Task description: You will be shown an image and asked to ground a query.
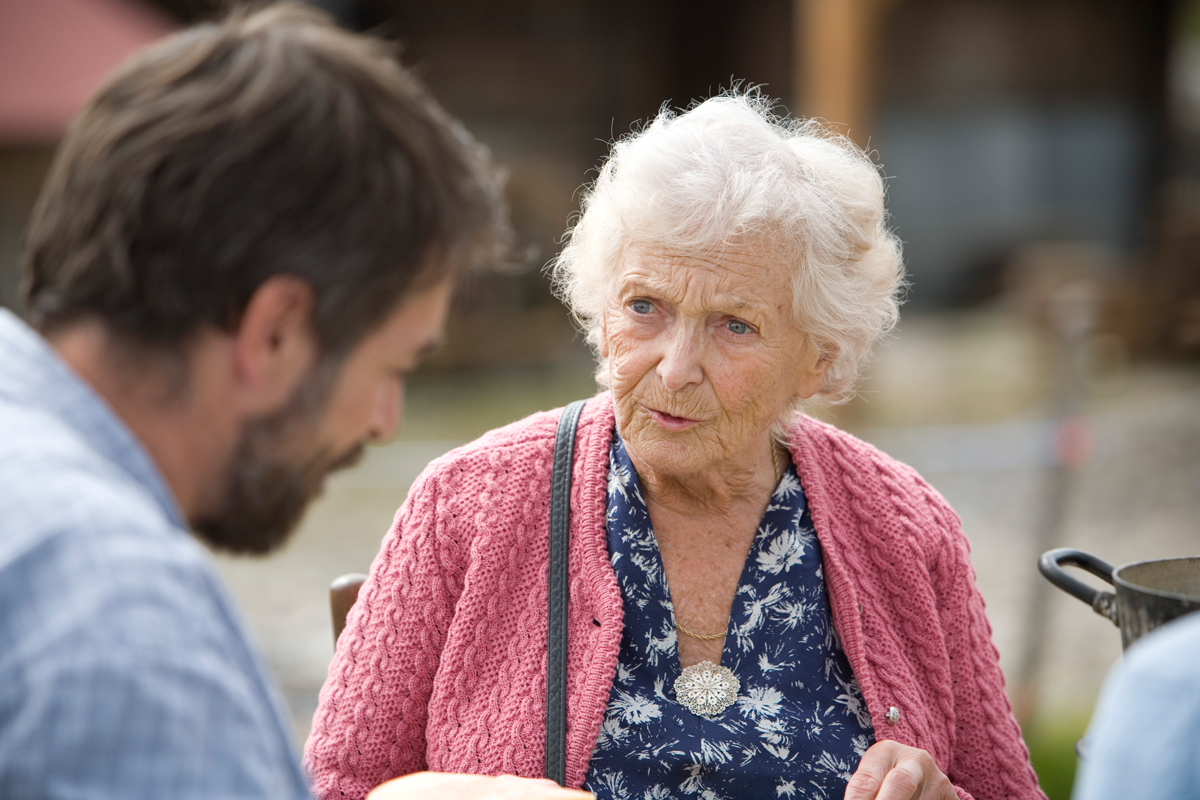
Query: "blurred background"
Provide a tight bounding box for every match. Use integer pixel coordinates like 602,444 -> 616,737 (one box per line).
3,0 -> 1200,795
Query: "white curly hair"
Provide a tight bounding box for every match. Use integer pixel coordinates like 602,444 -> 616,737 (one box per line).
549,91 -> 905,407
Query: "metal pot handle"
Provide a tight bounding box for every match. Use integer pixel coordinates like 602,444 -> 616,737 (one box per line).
1038,548 -> 1120,625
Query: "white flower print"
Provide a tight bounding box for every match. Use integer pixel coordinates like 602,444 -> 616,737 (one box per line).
792,505 -> 814,534
814,750 -> 856,783
851,734 -> 871,759
593,770 -> 630,800
716,715 -> 749,739
625,524 -> 657,551
804,780 -> 833,800
773,598 -> 819,632
699,739 -> 734,765
773,470 -> 802,500
612,689 -> 662,725
754,716 -> 788,744
609,461 -> 633,503
735,583 -> 791,649
798,703 -> 848,742
643,626 -> 676,667
679,763 -> 706,795
822,624 -> 837,671
757,652 -> 785,673
632,740 -> 672,762
835,674 -> 874,731
595,716 -> 632,750
763,742 -> 791,760
755,526 -> 810,574
737,685 -> 785,719
629,550 -> 665,588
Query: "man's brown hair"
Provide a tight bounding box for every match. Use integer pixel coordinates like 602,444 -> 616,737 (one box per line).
22,3 -> 506,358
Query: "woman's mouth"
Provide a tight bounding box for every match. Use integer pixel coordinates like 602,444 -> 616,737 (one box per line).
645,407 -> 699,431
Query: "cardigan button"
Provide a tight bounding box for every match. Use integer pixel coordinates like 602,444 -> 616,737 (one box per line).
886,706 -> 900,725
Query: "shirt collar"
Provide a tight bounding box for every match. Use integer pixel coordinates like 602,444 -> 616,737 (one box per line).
0,309 -> 188,530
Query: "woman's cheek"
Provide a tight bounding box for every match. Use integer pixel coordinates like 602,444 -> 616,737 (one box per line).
608,356 -> 645,404
607,332 -> 647,378
710,355 -> 777,416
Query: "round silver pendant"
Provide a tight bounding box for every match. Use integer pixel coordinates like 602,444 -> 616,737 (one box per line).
674,661 -> 740,717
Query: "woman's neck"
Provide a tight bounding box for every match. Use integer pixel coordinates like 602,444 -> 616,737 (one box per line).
627,433 -> 781,519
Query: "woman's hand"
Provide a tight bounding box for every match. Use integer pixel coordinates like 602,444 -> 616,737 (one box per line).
844,741 -> 958,800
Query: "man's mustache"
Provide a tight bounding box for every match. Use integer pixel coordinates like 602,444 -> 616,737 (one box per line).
329,442 -> 366,473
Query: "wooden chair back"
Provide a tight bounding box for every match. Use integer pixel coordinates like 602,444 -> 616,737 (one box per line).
329,572 -> 368,646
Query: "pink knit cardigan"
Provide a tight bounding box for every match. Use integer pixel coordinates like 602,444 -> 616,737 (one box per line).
305,395 -> 1044,800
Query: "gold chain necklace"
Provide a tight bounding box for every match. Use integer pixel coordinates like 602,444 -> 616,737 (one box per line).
675,620 -> 726,640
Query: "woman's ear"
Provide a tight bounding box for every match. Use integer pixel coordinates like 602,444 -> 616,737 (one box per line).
596,318 -> 610,359
796,342 -> 836,400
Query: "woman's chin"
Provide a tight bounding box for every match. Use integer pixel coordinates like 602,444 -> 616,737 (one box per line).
620,429 -> 710,478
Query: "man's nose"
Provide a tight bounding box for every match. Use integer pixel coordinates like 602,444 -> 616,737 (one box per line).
367,381 -> 402,443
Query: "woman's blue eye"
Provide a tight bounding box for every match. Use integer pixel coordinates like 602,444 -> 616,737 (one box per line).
630,300 -> 654,314
726,320 -> 751,335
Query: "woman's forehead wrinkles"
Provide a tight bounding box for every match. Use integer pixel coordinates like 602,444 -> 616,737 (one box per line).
617,251 -> 786,314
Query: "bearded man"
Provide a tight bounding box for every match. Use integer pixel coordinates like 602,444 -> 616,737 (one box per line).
0,5 -> 505,798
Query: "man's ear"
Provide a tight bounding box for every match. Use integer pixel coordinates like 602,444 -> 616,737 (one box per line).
232,275 -> 317,415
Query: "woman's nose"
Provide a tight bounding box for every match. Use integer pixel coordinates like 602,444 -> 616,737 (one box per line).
656,330 -> 703,391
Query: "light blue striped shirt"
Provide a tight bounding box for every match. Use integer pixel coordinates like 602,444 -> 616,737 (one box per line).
0,309 -> 310,799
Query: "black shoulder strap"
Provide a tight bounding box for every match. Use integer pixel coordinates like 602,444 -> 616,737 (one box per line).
545,399 -> 586,785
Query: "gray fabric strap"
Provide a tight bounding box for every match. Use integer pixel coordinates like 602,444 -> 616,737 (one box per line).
545,399 -> 585,785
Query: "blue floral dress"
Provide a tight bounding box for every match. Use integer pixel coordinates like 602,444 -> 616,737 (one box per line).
583,432 -> 875,800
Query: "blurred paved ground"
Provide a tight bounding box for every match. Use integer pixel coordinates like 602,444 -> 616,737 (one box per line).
211,309 -> 1200,749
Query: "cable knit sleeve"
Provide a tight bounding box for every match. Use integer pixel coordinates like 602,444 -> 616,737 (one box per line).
923,483 -> 1045,800
794,416 -> 1045,800
305,464 -> 467,800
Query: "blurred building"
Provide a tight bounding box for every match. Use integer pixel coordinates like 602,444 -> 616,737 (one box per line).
2,0 -> 1197,360
874,1 -> 1170,308
0,0 -> 177,310
357,0 -> 1192,358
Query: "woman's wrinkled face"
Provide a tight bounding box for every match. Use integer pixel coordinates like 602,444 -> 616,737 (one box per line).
599,242 -> 830,476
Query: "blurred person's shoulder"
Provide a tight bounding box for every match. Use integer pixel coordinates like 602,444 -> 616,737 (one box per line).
1076,612 -> 1200,800
1120,611 -> 1200,684
0,387 -> 239,673
0,390 -> 200,568
0,310 -> 194,570
0,390 -> 305,799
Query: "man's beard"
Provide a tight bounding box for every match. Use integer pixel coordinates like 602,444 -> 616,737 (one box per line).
192,363 -> 365,555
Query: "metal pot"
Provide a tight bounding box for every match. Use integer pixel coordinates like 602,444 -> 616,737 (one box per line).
1039,548 -> 1200,649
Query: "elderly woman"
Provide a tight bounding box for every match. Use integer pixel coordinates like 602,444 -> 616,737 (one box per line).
306,94 -> 1044,800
